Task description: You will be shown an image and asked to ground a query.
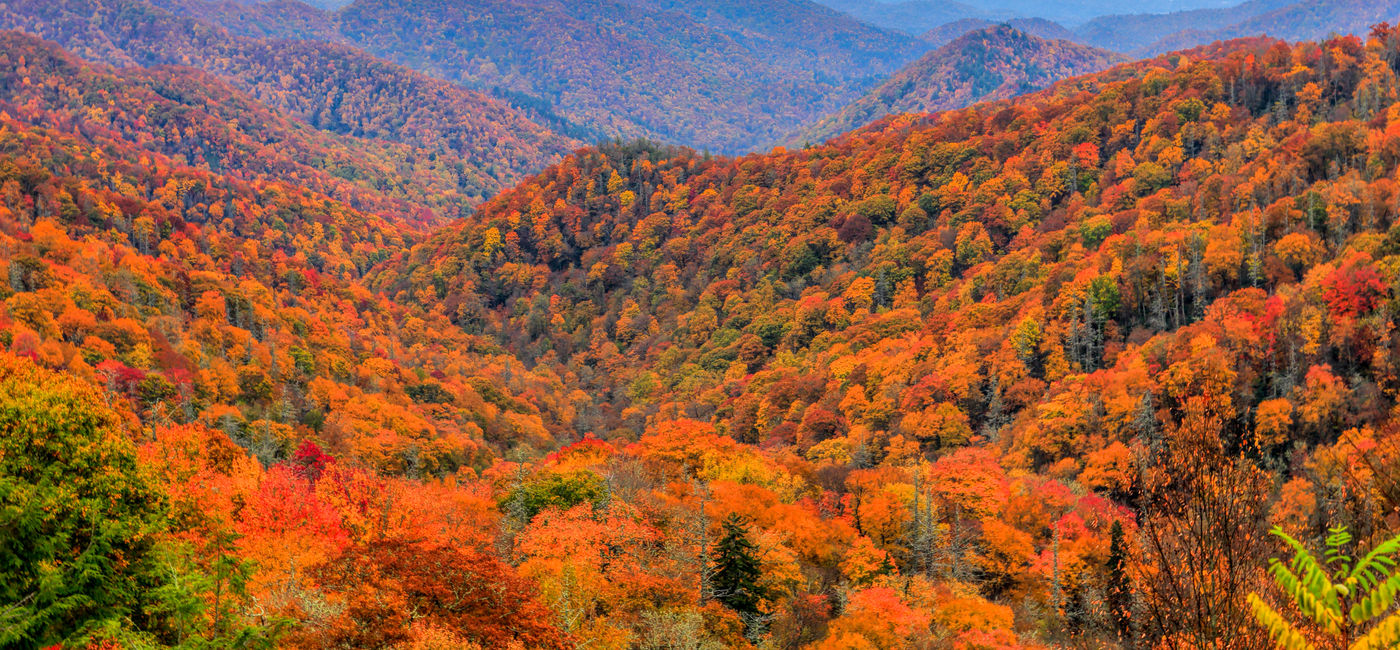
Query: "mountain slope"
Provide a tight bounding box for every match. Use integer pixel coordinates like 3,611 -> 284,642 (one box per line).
0,32 -> 587,646
158,0 -> 927,154
1073,0 -> 1388,55
796,25 -> 1122,145
367,27 -> 1400,644
815,0 -> 1241,35
336,0 -> 928,153
968,0 -> 1241,25
621,0 -> 915,70
0,0 -> 580,210
1140,0 -> 1400,55
11,13 -> 1400,650
0,29 -> 578,472
152,0 -> 348,43
0,33 -> 487,226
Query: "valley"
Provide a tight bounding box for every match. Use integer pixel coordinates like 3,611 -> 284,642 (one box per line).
2,0 -> 1400,648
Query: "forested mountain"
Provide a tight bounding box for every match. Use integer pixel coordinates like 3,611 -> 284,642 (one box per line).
812,0 -> 1244,38
9,6 -> 1400,650
0,0 -> 580,209
1143,0 -> 1400,55
1073,0 -> 1289,53
0,30 -> 590,647
797,26 -> 1121,145
1074,0 -> 1400,55
968,0 -> 1240,25
0,27 -> 578,480
151,0 -> 926,154
922,17 -> 1077,47
152,0 -> 348,43
372,27 -> 1400,647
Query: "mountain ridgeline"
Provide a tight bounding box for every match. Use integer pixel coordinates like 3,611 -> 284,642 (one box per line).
0,0 -> 581,214
797,25 -> 1122,145
1075,0 -> 1400,55
147,0 -> 928,154
921,17 -> 1077,47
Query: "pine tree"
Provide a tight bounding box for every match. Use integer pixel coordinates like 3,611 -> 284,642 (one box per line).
711,514 -> 765,623
0,353 -> 170,647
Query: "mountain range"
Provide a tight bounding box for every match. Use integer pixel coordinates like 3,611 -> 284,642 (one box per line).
0,0 -> 581,211
797,25 -> 1123,144
5,0 -> 1400,648
153,0 -> 927,154
1074,0 -> 1400,54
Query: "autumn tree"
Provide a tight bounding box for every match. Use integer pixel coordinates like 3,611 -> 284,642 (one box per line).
1138,361 -> 1272,648
501,469 -> 611,522
297,539 -> 571,649
1107,519 -> 1135,644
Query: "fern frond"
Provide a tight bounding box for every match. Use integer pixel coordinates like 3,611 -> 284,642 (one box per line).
1351,572 -> 1400,625
1349,611 -> 1400,650
1250,593 -> 1320,650
1270,559 -> 1346,634
1350,532 -> 1400,593
1329,526 -> 1355,573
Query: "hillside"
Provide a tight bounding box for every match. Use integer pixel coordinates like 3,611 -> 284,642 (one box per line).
1073,0 -> 1292,53
336,0 -> 928,153
797,25 -> 1122,145
156,0 -> 927,154
969,0 -> 1240,25
0,31 -> 586,646
1141,0 -> 1400,55
0,35 -> 493,227
814,0 -> 1243,36
0,31 -> 596,644
152,0 -> 348,43
374,27 -> 1400,646
0,27 -> 577,476
0,0 -> 581,210
1073,0 -> 1397,55
10,10 -> 1400,650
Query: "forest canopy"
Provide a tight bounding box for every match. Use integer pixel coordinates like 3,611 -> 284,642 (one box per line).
2,5 -> 1400,649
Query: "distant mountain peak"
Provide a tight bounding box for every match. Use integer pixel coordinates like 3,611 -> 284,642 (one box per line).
795,24 -> 1122,145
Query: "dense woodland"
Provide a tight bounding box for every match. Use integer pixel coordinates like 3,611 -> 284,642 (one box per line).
5,3 -> 1400,650
0,0 -> 580,210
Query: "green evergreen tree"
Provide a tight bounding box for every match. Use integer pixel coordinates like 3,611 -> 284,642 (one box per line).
0,354 -> 281,648
710,514 -> 765,623
0,353 -> 169,647
150,527 -> 283,649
